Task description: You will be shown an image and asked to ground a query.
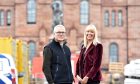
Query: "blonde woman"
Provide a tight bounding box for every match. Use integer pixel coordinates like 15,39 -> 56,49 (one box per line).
76,25 -> 103,84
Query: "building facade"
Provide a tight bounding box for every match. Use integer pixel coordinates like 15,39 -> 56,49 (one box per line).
0,0 -> 140,67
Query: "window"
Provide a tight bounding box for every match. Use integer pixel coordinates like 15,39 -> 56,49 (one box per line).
118,10 -> 123,26
29,41 -> 36,61
80,0 -> 89,25
0,10 -> 4,26
6,10 -> 11,26
104,11 -> 109,26
27,0 -> 36,24
109,43 -> 118,62
112,10 -> 116,27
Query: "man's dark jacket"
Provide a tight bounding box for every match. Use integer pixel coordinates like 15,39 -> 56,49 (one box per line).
42,39 -> 73,84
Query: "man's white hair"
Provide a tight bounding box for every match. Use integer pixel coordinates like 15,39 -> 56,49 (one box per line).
53,25 -> 66,33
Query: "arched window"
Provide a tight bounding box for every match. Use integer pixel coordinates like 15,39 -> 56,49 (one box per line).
112,10 -> 116,27
80,0 -> 89,25
0,10 -> 4,26
118,10 -> 123,26
7,10 -> 11,26
27,0 -> 36,24
109,43 -> 118,62
104,10 -> 109,26
29,41 -> 36,61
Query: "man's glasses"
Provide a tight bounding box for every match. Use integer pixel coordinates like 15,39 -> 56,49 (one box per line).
55,32 -> 66,34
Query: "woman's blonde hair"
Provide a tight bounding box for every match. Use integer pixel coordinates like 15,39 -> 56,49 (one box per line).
83,24 -> 100,47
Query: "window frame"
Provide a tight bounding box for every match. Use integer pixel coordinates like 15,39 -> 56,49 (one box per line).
109,43 -> 119,62
111,10 -> 116,27
27,0 -> 37,24
104,10 -> 109,27
6,10 -> 12,26
0,10 -> 5,26
80,0 -> 89,25
118,10 -> 123,27
28,41 -> 36,61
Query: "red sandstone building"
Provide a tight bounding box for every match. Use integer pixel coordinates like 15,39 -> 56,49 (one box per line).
0,0 -> 140,68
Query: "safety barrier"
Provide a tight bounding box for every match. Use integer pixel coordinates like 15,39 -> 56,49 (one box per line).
0,37 -> 30,84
